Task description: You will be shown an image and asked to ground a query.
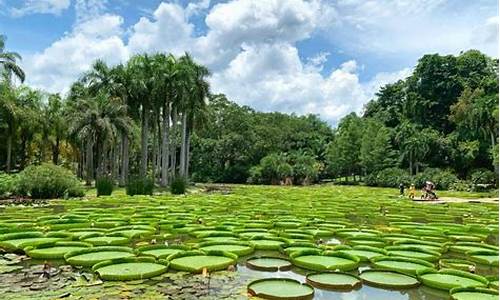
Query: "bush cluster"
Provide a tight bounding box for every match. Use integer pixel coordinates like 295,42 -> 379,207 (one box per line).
0,172 -> 17,198
126,177 -> 154,196
365,167 -> 461,190
15,163 -> 84,199
170,176 -> 187,195
96,177 -> 114,196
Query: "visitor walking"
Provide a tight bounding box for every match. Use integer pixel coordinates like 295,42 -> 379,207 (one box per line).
399,183 -> 405,197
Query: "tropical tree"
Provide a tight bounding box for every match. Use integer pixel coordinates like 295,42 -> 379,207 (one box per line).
0,35 -> 25,83
68,91 -> 133,185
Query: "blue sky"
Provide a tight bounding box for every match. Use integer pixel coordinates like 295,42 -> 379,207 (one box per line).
1,0 -> 498,124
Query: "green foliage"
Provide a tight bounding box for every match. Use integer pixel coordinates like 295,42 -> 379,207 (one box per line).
126,177 -> 154,196
249,153 -> 293,185
470,169 -> 496,185
365,168 -> 412,188
0,172 -> 16,198
96,177 -> 114,196
413,168 -> 459,190
450,180 -> 471,192
170,176 -> 187,195
15,163 -> 84,199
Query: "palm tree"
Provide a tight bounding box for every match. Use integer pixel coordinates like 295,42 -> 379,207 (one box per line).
127,54 -> 155,177
0,35 -> 25,83
178,54 -> 210,178
0,81 -> 20,172
68,91 -> 133,185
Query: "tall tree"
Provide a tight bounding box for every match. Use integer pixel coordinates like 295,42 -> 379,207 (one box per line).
0,35 -> 25,83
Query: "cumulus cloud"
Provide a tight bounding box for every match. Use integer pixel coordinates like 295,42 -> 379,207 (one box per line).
10,0 -> 70,17
19,0 -> 497,124
23,14 -> 128,93
128,2 -> 195,56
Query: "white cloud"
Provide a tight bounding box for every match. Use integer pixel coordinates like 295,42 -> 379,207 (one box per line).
210,43 -> 383,123
128,2 -> 195,56
19,0 -> 497,124
10,0 -> 70,17
23,14 -> 128,93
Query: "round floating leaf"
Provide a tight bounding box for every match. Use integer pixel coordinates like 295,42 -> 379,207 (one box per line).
93,257 -> 168,281
24,241 -> 92,259
64,246 -> 135,267
246,256 -> 292,271
281,242 -> 318,255
137,244 -> 189,259
466,250 -> 499,266
306,272 -> 361,290
166,250 -> 237,273
247,278 -> 314,300
448,242 -> 498,254
359,270 -> 420,289
337,245 -> 387,262
371,256 -> 435,275
249,237 -> 288,250
417,268 -> 488,291
81,233 -> 130,246
290,250 -> 360,271
439,259 -> 476,272
198,240 -> 254,256
385,245 -> 441,262
450,287 -> 499,300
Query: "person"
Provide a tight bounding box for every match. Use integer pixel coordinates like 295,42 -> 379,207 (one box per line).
423,181 -> 437,200
399,183 -> 405,197
408,184 -> 416,199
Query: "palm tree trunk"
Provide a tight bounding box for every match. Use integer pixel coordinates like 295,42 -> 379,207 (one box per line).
161,104 -> 170,187
140,108 -> 149,177
180,113 -> 187,177
409,151 -> 413,176
152,120 -> 158,182
52,137 -> 60,165
120,134 -> 129,186
185,127 -> 191,178
170,108 -> 177,178
85,140 -> 93,186
6,133 -> 12,173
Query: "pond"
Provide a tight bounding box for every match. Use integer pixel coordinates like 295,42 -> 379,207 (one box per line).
0,185 -> 498,299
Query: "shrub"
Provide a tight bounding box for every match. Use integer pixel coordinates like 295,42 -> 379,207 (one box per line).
367,168 -> 412,188
170,176 -> 187,195
96,177 -> 114,196
126,177 -> 154,196
450,180 -> 471,192
0,172 -> 16,198
414,168 -> 459,190
470,169 -> 496,185
15,163 -> 84,199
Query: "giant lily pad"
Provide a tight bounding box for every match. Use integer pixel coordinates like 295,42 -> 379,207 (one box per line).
466,250 -> 499,266
385,245 -> 441,262
246,256 -> 292,271
24,241 -> 92,259
247,278 -> 314,300
64,246 -> 135,267
337,245 -> 387,262
417,268 -> 488,291
93,257 -> 168,281
198,241 -> 254,256
439,259 -> 476,272
137,244 -> 189,259
359,270 -> 420,289
306,272 -> 361,290
371,256 -> 435,275
166,250 -> 237,273
450,287 -> 498,300
290,250 -> 359,271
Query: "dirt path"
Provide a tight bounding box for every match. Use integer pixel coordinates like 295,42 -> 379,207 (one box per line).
414,197 -> 498,204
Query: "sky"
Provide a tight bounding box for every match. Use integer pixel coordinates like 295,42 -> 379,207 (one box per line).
0,0 -> 498,124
